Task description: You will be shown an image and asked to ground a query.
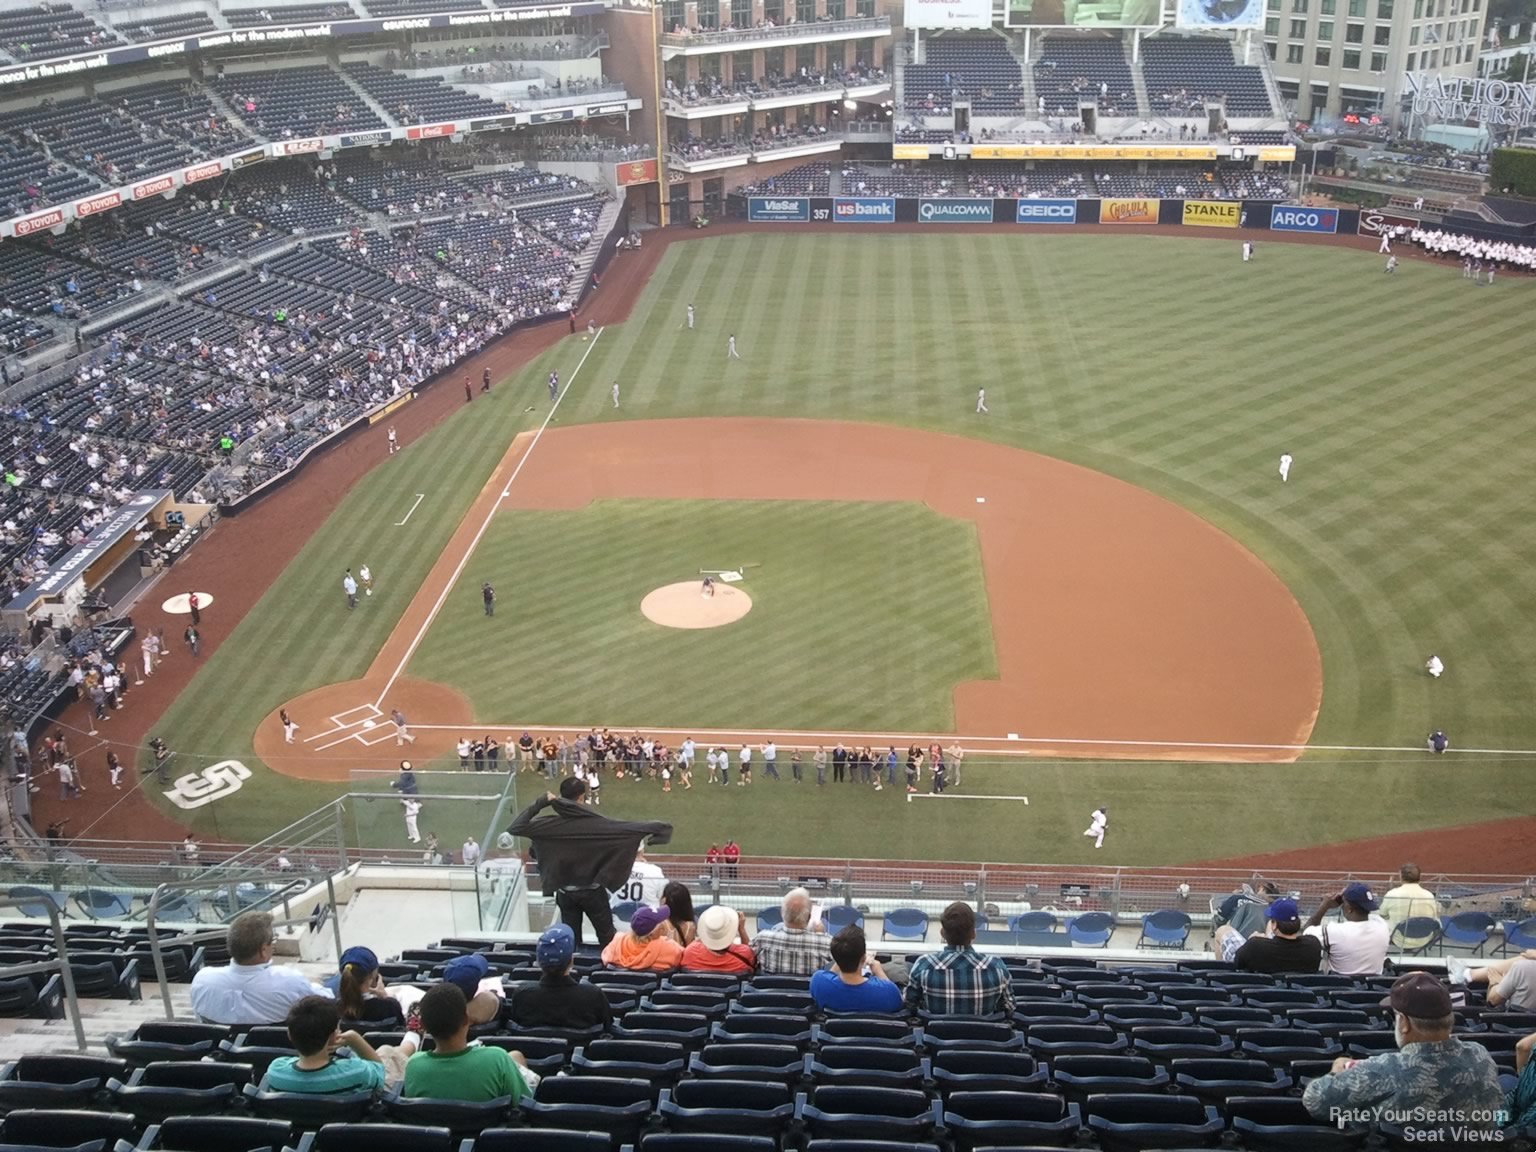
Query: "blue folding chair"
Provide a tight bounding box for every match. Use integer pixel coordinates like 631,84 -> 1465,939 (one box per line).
822,906 -> 863,933
1067,912 -> 1115,948
1137,909 -> 1192,949
754,907 -> 782,933
1440,912 -> 1494,956
1499,918 -> 1536,956
879,908 -> 928,942
1390,916 -> 1443,955
1010,910 -> 1059,933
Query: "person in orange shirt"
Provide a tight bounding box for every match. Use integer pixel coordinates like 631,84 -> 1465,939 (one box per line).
681,905 -> 756,976
600,905 -> 683,972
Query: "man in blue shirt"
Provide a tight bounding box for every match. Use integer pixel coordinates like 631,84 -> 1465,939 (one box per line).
265,996 -> 387,1095
811,925 -> 902,1014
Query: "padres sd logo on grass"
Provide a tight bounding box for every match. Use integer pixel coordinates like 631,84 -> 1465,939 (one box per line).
1183,201 -> 1241,228
164,760 -> 252,810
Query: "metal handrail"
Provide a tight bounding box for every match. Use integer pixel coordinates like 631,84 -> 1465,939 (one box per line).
0,895 -> 86,1051
144,872 -> 340,1020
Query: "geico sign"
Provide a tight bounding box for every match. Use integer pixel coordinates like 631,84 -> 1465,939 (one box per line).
1017,203 -> 1075,220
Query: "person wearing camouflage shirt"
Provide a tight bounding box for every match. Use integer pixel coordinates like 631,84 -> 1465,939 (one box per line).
1304,972 -> 1507,1134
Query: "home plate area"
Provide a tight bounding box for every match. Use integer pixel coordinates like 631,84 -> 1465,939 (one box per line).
306,703 -> 393,752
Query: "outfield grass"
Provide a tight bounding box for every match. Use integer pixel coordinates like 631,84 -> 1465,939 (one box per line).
409,499 -> 996,730
145,233 -> 1536,862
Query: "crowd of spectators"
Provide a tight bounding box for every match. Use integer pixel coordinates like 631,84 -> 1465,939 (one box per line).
665,61 -> 884,108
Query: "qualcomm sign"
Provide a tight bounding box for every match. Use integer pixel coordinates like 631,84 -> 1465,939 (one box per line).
1406,72 -> 1536,128
833,197 -> 896,222
748,197 -> 810,222
919,198 -> 994,223
1269,205 -> 1339,234
1016,199 -> 1077,224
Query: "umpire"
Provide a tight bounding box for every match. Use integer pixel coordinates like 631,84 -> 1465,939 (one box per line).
505,776 -> 671,947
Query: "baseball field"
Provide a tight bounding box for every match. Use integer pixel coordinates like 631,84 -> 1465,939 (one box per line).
121,229 -> 1536,866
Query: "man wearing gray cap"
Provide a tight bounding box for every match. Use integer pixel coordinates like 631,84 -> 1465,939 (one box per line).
1303,972 -> 1505,1134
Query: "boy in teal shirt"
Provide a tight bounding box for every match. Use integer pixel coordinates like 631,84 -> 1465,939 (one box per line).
266,996 -> 388,1095
402,983 -> 532,1103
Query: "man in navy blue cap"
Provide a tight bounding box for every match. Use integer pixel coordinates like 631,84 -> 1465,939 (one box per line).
507,923 -> 612,1031
1217,896 -> 1324,974
1304,882 -> 1391,976
440,953 -> 501,1026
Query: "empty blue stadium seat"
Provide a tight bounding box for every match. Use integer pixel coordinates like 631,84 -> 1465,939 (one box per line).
657,1079 -> 795,1138
1050,1054 -> 1169,1103
1084,1093 -> 1222,1152
796,1086 -> 940,1143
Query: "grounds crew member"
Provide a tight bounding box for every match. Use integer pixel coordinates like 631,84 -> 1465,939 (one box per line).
505,776 -> 671,948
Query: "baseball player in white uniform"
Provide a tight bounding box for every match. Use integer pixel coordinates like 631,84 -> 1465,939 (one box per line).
686,304 -> 695,329
1379,232 -> 1392,254
359,565 -> 373,596
612,382 -> 620,409
1426,655 -> 1445,678
402,798 -> 422,843
727,335 -> 740,360
387,426 -> 398,455
1084,806 -> 1108,849
1279,453 -> 1293,483
1242,241 -> 1252,262
976,388 -> 988,414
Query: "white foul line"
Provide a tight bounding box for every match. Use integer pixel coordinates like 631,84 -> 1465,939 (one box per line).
908,793 -> 1030,802
400,721 -> 1536,758
373,328 -> 605,709
395,493 -> 426,527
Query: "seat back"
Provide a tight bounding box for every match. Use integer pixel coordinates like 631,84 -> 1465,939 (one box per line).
155,1116 -> 294,1152
0,1111 -> 137,1146
312,1122 -> 454,1152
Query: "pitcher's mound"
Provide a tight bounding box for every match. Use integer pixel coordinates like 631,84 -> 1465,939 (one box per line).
642,581 -> 753,630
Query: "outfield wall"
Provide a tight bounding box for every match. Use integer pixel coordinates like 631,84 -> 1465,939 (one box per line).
738,196 -> 1377,236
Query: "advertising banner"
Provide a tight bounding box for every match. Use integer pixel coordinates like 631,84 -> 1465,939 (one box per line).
615,158 -> 659,186
275,137 -> 325,156
132,175 -> 175,200
1270,204 -> 1339,233
1258,145 -> 1297,162
1007,0 -> 1163,27
1099,198 -> 1159,224
75,191 -> 123,218
1015,198 -> 1078,223
918,198 -> 994,223
406,123 -> 457,140
749,197 -> 811,222
230,149 -> 266,170
1182,200 -> 1240,228
892,144 -> 931,160
904,0 -> 992,28
1357,209 -> 1417,237
183,161 -> 224,184
13,208 -> 65,237
832,197 -> 896,223
1176,0 -> 1264,29
972,144 -> 1217,160
339,131 -> 391,149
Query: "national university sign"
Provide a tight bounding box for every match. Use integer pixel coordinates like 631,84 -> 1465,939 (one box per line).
1406,72 -> 1536,127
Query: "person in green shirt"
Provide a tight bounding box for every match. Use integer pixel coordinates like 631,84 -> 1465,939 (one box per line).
265,995 -> 388,1095
401,983 -> 532,1103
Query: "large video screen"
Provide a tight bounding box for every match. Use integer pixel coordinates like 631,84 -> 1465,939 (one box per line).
1175,0 -> 1263,29
1005,0 -> 1164,27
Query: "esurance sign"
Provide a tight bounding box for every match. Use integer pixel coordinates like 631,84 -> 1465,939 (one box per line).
919,198 -> 994,223
1016,198 -> 1077,223
832,197 -> 895,223
1270,205 -> 1338,233
904,0 -> 991,28
749,197 -> 810,222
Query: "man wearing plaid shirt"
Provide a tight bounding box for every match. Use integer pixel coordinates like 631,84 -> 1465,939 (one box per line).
904,902 -> 1014,1015
752,887 -> 832,976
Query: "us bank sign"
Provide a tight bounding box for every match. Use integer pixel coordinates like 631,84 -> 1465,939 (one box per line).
1406,72 -> 1536,127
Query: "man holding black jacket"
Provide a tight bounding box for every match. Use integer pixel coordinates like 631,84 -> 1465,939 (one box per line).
505,776 -> 672,947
